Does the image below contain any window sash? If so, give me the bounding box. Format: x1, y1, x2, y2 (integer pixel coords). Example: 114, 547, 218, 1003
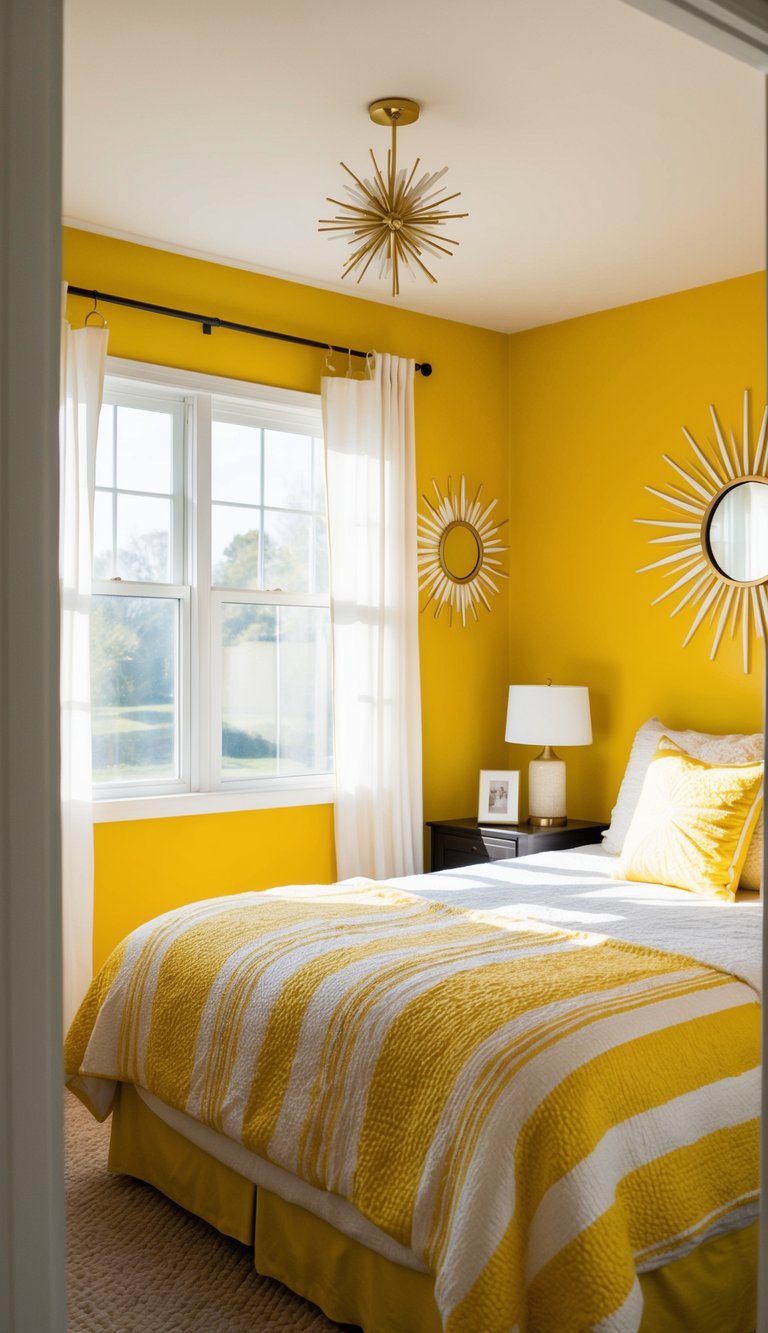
97, 388, 185, 584
209, 589, 332, 791
91, 580, 191, 800
93, 360, 330, 806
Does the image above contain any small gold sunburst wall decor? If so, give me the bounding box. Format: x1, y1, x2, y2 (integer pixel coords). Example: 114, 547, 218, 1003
417, 476, 508, 627
638, 390, 768, 673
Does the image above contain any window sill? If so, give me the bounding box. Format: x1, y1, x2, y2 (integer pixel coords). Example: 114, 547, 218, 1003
92, 780, 335, 824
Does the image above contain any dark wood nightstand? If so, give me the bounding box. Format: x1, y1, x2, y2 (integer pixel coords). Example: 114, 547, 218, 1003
426, 817, 607, 872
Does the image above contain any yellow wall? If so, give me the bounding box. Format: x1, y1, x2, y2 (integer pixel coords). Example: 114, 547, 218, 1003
68, 227, 766, 967
93, 805, 336, 955
62, 229, 512, 967
506, 272, 765, 823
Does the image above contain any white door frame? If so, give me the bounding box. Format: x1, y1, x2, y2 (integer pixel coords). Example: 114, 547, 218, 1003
621, 0, 768, 68
0, 1, 764, 1330
0, 0, 66, 1329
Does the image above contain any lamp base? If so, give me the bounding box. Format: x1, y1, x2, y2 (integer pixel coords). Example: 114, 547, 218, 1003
528, 747, 567, 825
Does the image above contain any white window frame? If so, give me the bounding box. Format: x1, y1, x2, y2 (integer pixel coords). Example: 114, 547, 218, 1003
93, 356, 334, 823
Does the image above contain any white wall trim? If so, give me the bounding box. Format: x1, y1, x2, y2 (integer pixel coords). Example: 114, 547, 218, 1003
93, 784, 334, 824
0, 0, 66, 1329
620, 0, 768, 68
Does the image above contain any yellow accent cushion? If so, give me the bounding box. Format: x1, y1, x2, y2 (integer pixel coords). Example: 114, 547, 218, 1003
615, 738, 763, 901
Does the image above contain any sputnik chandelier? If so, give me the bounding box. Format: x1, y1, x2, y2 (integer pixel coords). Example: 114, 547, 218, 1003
319, 98, 468, 297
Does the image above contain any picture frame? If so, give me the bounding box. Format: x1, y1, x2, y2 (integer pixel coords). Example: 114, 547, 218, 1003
478, 770, 520, 824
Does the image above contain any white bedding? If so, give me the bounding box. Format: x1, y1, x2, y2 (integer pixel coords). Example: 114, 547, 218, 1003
390, 843, 762, 997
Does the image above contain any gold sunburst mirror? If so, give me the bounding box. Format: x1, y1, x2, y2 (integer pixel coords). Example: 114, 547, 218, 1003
638, 390, 768, 673
417, 476, 508, 626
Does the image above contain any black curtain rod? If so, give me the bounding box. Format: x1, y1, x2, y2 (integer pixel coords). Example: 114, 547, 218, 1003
67, 286, 433, 377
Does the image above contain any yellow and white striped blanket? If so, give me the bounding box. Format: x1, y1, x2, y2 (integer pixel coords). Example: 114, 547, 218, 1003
65, 882, 759, 1333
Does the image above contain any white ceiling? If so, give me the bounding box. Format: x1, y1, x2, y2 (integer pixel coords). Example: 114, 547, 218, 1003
63, 0, 765, 334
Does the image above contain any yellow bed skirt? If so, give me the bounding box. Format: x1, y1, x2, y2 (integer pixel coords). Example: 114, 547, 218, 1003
109, 1083, 757, 1333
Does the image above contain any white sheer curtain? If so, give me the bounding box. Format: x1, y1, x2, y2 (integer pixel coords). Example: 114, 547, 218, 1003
60, 286, 108, 1027
322, 352, 423, 880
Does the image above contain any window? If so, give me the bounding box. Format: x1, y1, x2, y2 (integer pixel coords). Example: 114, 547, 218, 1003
91, 360, 332, 815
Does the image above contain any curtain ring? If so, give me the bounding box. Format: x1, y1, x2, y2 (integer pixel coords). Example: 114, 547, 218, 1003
324, 345, 337, 374
345, 348, 353, 378
365, 350, 376, 379
84, 298, 107, 328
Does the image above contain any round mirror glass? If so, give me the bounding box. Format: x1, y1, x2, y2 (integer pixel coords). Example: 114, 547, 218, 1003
439, 521, 482, 583
707, 479, 768, 583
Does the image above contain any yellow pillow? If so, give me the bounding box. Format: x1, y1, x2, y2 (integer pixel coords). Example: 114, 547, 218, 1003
615, 737, 763, 901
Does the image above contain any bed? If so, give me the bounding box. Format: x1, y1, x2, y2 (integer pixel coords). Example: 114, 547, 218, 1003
66, 833, 760, 1333
67, 703, 764, 1333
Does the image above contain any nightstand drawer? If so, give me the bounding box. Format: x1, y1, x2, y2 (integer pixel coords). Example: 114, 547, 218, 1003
427, 817, 607, 873
432, 830, 519, 871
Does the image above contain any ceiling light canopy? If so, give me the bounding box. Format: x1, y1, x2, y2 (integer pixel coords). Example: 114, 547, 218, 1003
319, 98, 468, 298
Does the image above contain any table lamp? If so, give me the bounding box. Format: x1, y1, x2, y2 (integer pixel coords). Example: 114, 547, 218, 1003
505, 683, 592, 826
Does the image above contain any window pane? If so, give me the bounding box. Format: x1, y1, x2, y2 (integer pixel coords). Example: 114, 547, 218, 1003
91, 595, 178, 783
116, 494, 171, 582
264, 430, 312, 511
93, 491, 114, 579
220, 603, 332, 779
277, 606, 332, 774
116, 405, 173, 494
212, 505, 261, 588
96, 405, 114, 487
312, 437, 325, 512
212, 419, 261, 505
263, 510, 311, 593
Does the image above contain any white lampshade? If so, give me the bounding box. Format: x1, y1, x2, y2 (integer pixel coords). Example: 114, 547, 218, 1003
505, 685, 591, 826
505, 685, 592, 747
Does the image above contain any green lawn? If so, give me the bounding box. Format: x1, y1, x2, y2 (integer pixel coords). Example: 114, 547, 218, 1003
92, 704, 175, 783
92, 705, 327, 783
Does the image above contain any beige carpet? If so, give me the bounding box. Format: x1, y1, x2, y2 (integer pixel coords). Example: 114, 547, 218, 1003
65, 1094, 356, 1331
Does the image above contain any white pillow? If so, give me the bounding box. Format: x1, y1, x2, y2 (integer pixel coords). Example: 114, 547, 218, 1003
603, 716, 763, 890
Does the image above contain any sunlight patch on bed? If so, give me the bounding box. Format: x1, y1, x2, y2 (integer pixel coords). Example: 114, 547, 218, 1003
469, 903, 623, 927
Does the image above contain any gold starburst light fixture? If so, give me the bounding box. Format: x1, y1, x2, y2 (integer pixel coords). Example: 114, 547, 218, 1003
319, 98, 468, 297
